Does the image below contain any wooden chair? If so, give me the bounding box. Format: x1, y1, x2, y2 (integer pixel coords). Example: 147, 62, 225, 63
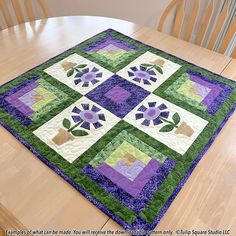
157, 0, 236, 58
0, 0, 49, 30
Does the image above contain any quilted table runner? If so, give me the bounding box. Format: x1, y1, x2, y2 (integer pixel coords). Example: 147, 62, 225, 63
1, 29, 236, 234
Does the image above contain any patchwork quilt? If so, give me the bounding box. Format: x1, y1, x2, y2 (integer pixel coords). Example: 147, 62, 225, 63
0, 29, 236, 235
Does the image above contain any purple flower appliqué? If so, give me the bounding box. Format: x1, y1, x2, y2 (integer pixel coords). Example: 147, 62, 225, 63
128, 66, 157, 85
74, 67, 103, 87
135, 102, 169, 126
71, 104, 106, 130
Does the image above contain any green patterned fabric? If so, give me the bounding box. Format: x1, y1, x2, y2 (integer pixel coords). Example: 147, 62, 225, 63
0, 29, 235, 233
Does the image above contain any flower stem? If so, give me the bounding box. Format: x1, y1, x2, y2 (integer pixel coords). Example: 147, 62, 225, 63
159, 117, 178, 128
68, 120, 83, 132
146, 65, 154, 71
75, 68, 82, 72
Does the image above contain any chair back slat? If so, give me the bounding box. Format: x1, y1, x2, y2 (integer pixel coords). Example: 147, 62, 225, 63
172, 0, 185, 37
0, 0, 49, 29
207, 0, 231, 50
231, 47, 236, 58
219, 14, 236, 54
158, 0, 234, 56
158, 0, 181, 32
24, 0, 36, 22
183, 0, 200, 41
11, 0, 24, 24
0, 0, 14, 27
195, 0, 214, 46
39, 0, 49, 18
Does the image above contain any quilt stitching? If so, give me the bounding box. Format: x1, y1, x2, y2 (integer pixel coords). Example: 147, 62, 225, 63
1, 28, 236, 234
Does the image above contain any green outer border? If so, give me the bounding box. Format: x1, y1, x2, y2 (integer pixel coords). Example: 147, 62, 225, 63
0, 29, 236, 227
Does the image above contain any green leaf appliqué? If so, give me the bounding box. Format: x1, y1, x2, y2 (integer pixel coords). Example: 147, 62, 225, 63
159, 124, 174, 132
67, 68, 74, 77
76, 64, 87, 68
140, 63, 153, 67
154, 65, 163, 74
172, 112, 181, 125
71, 130, 89, 136
63, 118, 71, 129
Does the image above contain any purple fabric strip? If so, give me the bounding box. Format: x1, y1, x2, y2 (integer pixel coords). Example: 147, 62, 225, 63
5, 82, 38, 101
82, 159, 175, 213
97, 159, 160, 198
187, 70, 234, 115
193, 83, 210, 99
0, 99, 32, 126
0, 76, 40, 126
189, 75, 222, 106
91, 38, 133, 52
114, 159, 145, 181
1, 76, 40, 98
5, 83, 37, 116
19, 90, 37, 107
83, 34, 139, 53
1, 29, 236, 235
6, 98, 33, 116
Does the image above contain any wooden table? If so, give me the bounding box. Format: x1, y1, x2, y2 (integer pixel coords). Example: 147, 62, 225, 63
0, 16, 236, 235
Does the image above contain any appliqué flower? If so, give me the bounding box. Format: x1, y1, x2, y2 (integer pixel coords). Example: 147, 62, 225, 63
128, 66, 157, 85
135, 102, 169, 126
71, 104, 106, 130
74, 67, 103, 87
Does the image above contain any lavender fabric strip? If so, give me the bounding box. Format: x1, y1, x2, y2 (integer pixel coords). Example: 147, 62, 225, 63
5, 82, 38, 116
114, 159, 145, 181
1, 29, 235, 235
97, 159, 160, 198
0, 75, 40, 125
189, 75, 222, 106
83, 34, 139, 53
91, 38, 133, 52
187, 70, 234, 115
82, 159, 175, 213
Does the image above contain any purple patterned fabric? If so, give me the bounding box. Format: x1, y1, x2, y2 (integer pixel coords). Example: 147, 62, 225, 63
83, 35, 139, 53
193, 83, 211, 99
96, 159, 160, 198
82, 158, 175, 213
19, 90, 38, 107
1, 29, 235, 235
114, 159, 145, 181
190, 75, 222, 106
187, 70, 234, 115
5, 82, 38, 116
104, 86, 132, 104
86, 75, 150, 118
0, 76, 40, 125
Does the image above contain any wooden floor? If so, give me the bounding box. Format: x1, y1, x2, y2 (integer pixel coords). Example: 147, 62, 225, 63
0, 17, 236, 236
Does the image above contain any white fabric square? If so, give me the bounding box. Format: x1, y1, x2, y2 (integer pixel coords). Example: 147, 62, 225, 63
44, 53, 113, 95
33, 97, 120, 163
117, 51, 181, 92
124, 94, 208, 155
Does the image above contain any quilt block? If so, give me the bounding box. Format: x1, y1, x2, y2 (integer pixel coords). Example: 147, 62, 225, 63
1, 29, 235, 235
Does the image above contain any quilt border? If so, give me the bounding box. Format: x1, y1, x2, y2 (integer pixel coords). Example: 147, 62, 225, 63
0, 28, 236, 235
